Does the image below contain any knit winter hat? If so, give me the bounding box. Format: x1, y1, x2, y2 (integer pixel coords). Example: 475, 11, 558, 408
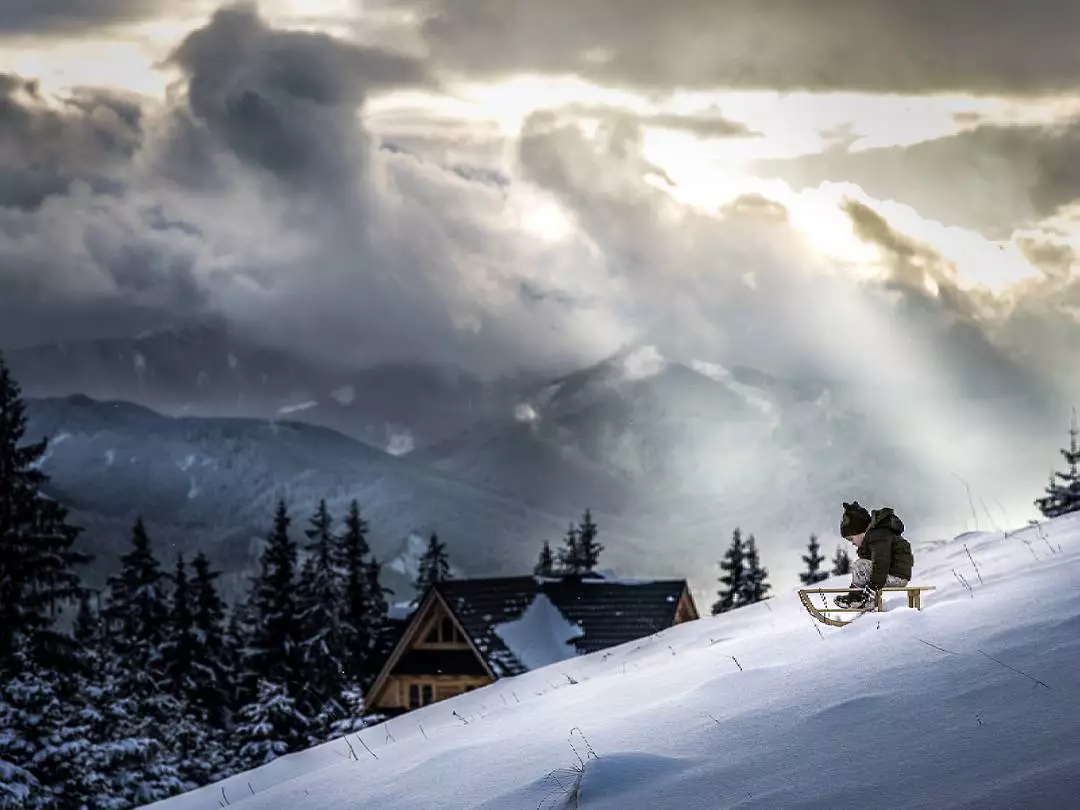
840, 500, 872, 537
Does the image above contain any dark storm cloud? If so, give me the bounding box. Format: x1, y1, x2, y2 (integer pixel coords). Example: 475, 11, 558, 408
754, 117, 1080, 238
414, 0, 1080, 94
159, 4, 428, 193
0, 0, 165, 36
0, 73, 142, 209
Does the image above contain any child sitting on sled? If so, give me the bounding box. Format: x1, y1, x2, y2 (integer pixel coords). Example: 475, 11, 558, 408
835, 501, 915, 609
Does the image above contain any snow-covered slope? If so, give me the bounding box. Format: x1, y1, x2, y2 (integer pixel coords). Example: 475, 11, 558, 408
145, 514, 1080, 809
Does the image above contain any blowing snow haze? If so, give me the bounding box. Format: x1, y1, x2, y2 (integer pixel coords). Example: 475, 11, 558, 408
2, 1, 1078, 592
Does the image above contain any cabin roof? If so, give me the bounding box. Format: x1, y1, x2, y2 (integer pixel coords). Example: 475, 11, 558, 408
435, 575, 693, 677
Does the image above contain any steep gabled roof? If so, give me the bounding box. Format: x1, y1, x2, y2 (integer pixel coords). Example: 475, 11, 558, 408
436, 575, 693, 676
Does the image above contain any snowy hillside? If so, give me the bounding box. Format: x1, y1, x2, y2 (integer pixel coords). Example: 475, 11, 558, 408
145, 515, 1080, 809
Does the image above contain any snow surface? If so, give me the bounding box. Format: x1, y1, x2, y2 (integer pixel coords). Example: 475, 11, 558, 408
492, 593, 584, 671
145, 515, 1080, 809
277, 401, 318, 416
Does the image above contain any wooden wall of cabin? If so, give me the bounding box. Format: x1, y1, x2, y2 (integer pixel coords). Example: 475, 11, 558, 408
374, 674, 495, 711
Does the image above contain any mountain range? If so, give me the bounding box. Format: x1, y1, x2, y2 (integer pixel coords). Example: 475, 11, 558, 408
9, 323, 1060, 601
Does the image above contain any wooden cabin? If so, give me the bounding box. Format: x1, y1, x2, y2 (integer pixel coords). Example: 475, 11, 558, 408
364, 574, 699, 715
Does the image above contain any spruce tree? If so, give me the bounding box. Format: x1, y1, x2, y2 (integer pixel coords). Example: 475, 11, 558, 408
831, 545, 852, 576
1036, 409, 1080, 518
243, 499, 306, 706
161, 554, 197, 699
0, 354, 89, 672
413, 532, 451, 602
232, 679, 309, 772
297, 499, 346, 734
102, 516, 170, 676
711, 527, 745, 615
800, 534, 829, 584
99, 522, 188, 802
556, 524, 582, 575
337, 499, 375, 683
534, 540, 555, 577
189, 551, 232, 728
359, 556, 392, 687
739, 534, 771, 605
576, 508, 603, 573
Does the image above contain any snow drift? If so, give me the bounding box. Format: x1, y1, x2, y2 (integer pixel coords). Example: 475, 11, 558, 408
145, 515, 1080, 809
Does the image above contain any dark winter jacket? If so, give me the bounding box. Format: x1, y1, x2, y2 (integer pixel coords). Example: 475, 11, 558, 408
856, 507, 914, 589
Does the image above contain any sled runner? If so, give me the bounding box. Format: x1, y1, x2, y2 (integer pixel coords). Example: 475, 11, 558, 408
797, 586, 937, 628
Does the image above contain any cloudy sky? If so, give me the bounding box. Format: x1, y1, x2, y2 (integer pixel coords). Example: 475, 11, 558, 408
3, 0, 1080, 429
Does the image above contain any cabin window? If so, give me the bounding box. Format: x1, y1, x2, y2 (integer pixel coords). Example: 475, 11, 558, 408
408, 682, 435, 708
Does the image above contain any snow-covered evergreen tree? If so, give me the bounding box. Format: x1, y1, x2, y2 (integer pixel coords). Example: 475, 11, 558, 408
232, 679, 309, 772
556, 524, 582, 575
738, 534, 771, 605
0, 355, 89, 673
413, 532, 452, 601
102, 516, 170, 674
161, 554, 197, 700
534, 540, 555, 576
800, 534, 829, 584
297, 499, 347, 737
1036, 410, 1080, 518
711, 528, 746, 615
242, 499, 307, 711
576, 508, 603, 573
329, 682, 373, 737
189, 551, 233, 728
831, 545, 852, 576
337, 498, 375, 683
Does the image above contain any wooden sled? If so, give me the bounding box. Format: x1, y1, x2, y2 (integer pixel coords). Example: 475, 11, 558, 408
798, 586, 937, 628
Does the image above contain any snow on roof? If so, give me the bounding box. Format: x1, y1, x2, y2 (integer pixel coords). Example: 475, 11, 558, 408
491, 593, 584, 671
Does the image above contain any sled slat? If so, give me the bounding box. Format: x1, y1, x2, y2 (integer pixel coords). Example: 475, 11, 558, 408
797, 585, 936, 628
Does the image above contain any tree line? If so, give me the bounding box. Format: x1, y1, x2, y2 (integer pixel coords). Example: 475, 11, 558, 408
705, 529, 853, 616
0, 355, 397, 807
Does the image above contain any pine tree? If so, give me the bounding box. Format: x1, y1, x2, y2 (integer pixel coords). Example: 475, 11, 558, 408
800, 534, 829, 584
576, 508, 603, 573
297, 499, 347, 735
161, 554, 198, 700
0, 354, 89, 672
534, 540, 555, 577
831, 545, 852, 576
556, 524, 582, 575
413, 532, 451, 602
1036, 409, 1080, 518
243, 499, 306, 710
337, 499, 375, 683
189, 551, 232, 728
739, 534, 771, 605
359, 555, 392, 686
711, 528, 745, 615
232, 679, 309, 772
102, 516, 170, 675
99, 522, 189, 802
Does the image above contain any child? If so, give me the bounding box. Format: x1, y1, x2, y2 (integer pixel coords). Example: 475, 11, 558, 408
835, 501, 914, 608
